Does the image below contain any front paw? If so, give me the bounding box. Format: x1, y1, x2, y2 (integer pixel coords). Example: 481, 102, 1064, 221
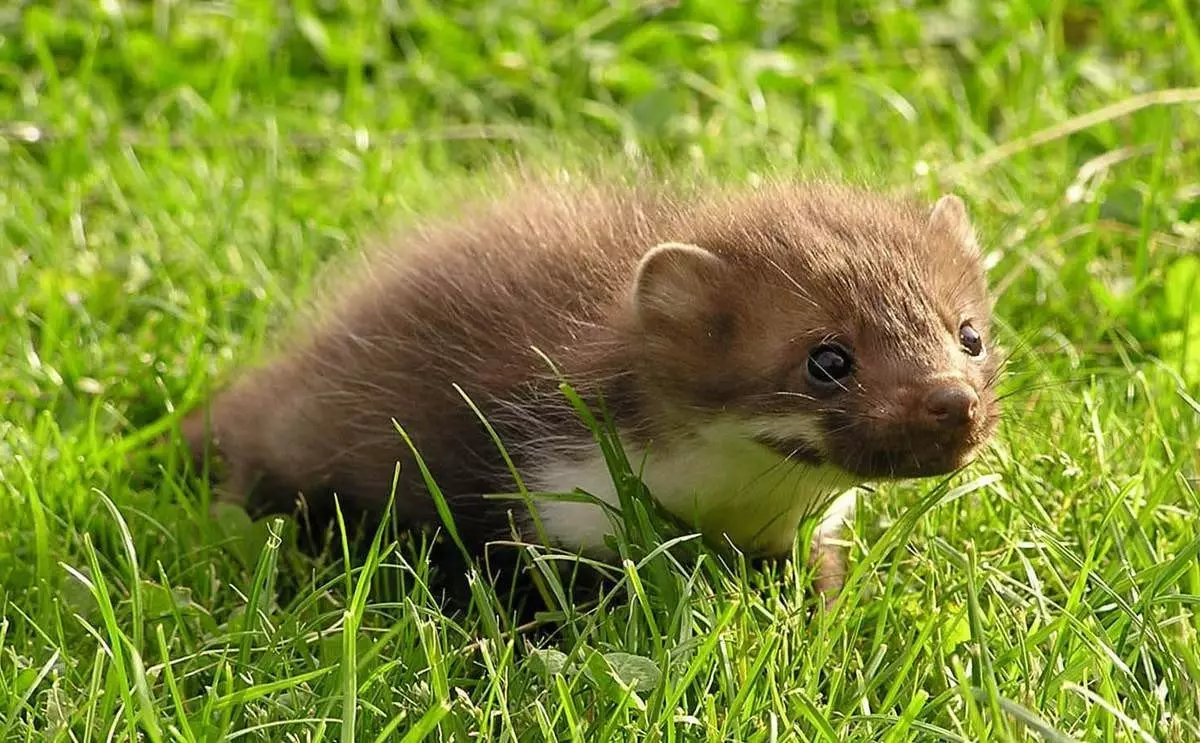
810, 533, 847, 605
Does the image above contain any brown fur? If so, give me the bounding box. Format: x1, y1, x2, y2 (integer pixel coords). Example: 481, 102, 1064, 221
182, 174, 1000, 575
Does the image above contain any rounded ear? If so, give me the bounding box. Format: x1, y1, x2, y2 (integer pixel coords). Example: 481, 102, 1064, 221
928, 194, 979, 253
632, 242, 726, 330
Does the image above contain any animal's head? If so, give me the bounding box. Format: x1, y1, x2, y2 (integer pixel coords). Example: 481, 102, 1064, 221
628, 185, 1001, 479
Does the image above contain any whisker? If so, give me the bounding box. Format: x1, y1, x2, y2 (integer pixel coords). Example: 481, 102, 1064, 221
769, 391, 820, 402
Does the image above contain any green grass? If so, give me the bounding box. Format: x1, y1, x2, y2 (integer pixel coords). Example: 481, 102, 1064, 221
2, 0, 1200, 740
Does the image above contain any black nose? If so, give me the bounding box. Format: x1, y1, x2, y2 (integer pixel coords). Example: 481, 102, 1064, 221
924, 385, 979, 426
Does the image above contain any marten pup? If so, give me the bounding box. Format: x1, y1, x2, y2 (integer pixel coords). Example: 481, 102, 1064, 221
181, 176, 1000, 598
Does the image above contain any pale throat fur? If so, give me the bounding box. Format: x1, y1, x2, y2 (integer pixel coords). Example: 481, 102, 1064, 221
527, 421, 862, 559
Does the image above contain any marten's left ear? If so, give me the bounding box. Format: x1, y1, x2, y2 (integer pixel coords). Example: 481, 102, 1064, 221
928, 194, 979, 254
632, 242, 727, 334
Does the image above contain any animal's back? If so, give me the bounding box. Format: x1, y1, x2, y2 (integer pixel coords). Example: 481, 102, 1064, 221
187, 180, 678, 541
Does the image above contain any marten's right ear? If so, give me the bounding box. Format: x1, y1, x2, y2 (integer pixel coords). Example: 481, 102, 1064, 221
927, 194, 979, 255
632, 242, 726, 333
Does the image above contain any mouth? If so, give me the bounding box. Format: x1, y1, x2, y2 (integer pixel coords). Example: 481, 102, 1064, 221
752, 436, 826, 465
837, 440, 983, 479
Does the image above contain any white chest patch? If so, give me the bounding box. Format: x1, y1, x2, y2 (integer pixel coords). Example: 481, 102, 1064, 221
526, 420, 861, 559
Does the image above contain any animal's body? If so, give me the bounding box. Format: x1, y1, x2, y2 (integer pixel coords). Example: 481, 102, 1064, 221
183, 175, 1000, 596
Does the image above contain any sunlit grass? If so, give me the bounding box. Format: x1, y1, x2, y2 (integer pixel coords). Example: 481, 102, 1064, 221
1, 0, 1198, 740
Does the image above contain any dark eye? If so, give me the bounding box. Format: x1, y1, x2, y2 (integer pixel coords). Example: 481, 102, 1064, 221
959, 322, 985, 357
806, 343, 854, 387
